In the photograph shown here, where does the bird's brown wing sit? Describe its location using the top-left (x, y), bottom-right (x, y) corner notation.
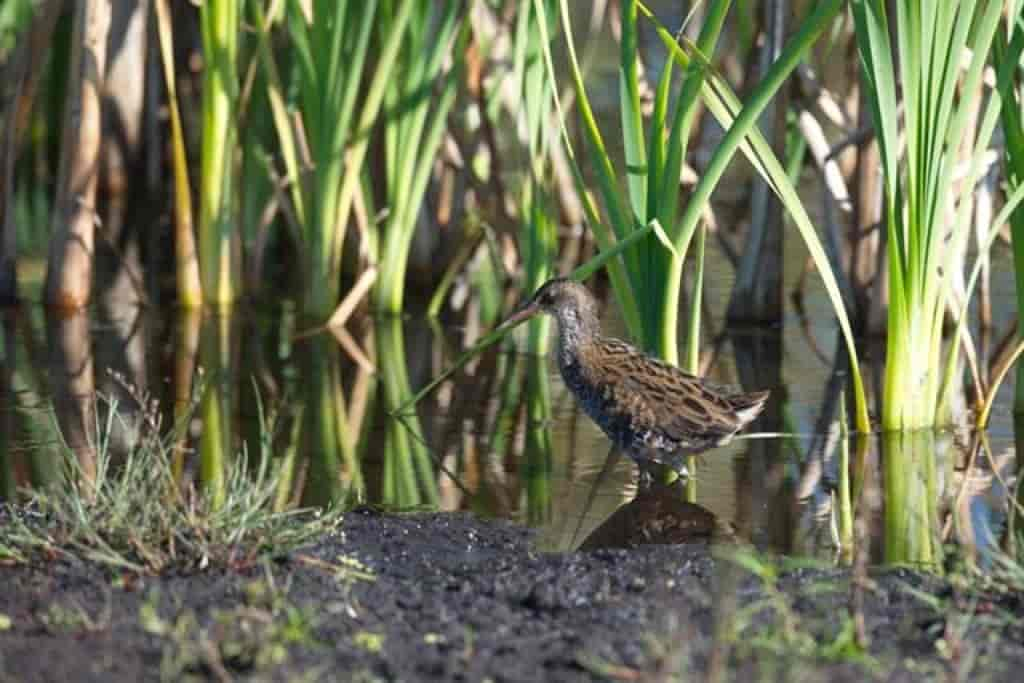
top-left (590, 339), bottom-right (767, 452)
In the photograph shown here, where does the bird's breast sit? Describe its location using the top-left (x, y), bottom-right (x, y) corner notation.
top-left (558, 353), bottom-right (649, 449)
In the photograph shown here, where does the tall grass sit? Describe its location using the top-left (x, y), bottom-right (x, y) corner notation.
top-left (995, 10), bottom-right (1024, 416)
top-left (537, 0), bottom-right (870, 431)
top-left (372, 1), bottom-right (462, 313)
top-left (851, 0), bottom-right (1012, 430)
top-left (255, 1), bottom-right (418, 320)
top-left (514, 0), bottom-right (558, 354)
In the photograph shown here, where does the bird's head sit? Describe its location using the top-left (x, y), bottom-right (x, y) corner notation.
top-left (502, 278), bottom-right (599, 337)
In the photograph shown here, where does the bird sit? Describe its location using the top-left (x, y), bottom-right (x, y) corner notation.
top-left (502, 278), bottom-right (769, 486)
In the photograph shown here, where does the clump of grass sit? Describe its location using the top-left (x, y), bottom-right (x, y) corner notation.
top-left (723, 549), bottom-right (879, 674)
top-left (719, 547), bottom-right (1024, 681)
top-left (0, 393), bottom-right (342, 574)
top-left (577, 614), bottom-right (698, 681)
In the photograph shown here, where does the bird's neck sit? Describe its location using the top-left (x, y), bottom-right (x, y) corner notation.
top-left (554, 310), bottom-right (599, 369)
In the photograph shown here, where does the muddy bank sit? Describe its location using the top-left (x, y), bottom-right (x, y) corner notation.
top-left (1, 509), bottom-right (1023, 682)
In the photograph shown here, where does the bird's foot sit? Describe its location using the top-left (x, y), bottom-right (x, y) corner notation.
top-left (662, 456), bottom-right (690, 483)
top-left (637, 463), bottom-right (689, 492)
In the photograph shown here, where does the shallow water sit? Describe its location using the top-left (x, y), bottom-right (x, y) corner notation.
top-left (1, 239), bottom-right (1019, 567)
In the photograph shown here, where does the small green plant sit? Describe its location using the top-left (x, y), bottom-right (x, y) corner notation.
top-left (141, 573), bottom-right (320, 680)
top-left (35, 598), bottom-right (109, 635)
top-left (353, 630), bottom-right (384, 653)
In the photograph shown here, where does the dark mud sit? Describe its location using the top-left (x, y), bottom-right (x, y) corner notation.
top-left (2, 509), bottom-right (1023, 682)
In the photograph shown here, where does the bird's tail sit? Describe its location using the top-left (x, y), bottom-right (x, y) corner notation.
top-left (732, 389), bottom-right (770, 426)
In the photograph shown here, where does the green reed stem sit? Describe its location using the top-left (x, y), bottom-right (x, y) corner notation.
top-left (199, 0), bottom-right (240, 308)
top-left (684, 224), bottom-right (705, 374)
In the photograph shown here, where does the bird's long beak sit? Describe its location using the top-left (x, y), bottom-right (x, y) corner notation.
top-left (500, 301), bottom-right (541, 329)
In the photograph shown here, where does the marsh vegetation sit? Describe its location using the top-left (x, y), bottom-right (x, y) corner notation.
top-left (2, 0), bottom-right (1024, 679)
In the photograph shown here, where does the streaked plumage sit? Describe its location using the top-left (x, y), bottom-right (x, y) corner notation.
top-left (503, 278), bottom-right (769, 481)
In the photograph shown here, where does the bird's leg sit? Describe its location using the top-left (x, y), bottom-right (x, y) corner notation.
top-left (637, 463), bottom-right (655, 492)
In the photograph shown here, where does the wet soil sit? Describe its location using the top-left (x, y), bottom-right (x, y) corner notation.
top-left (2, 509), bottom-right (1023, 682)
